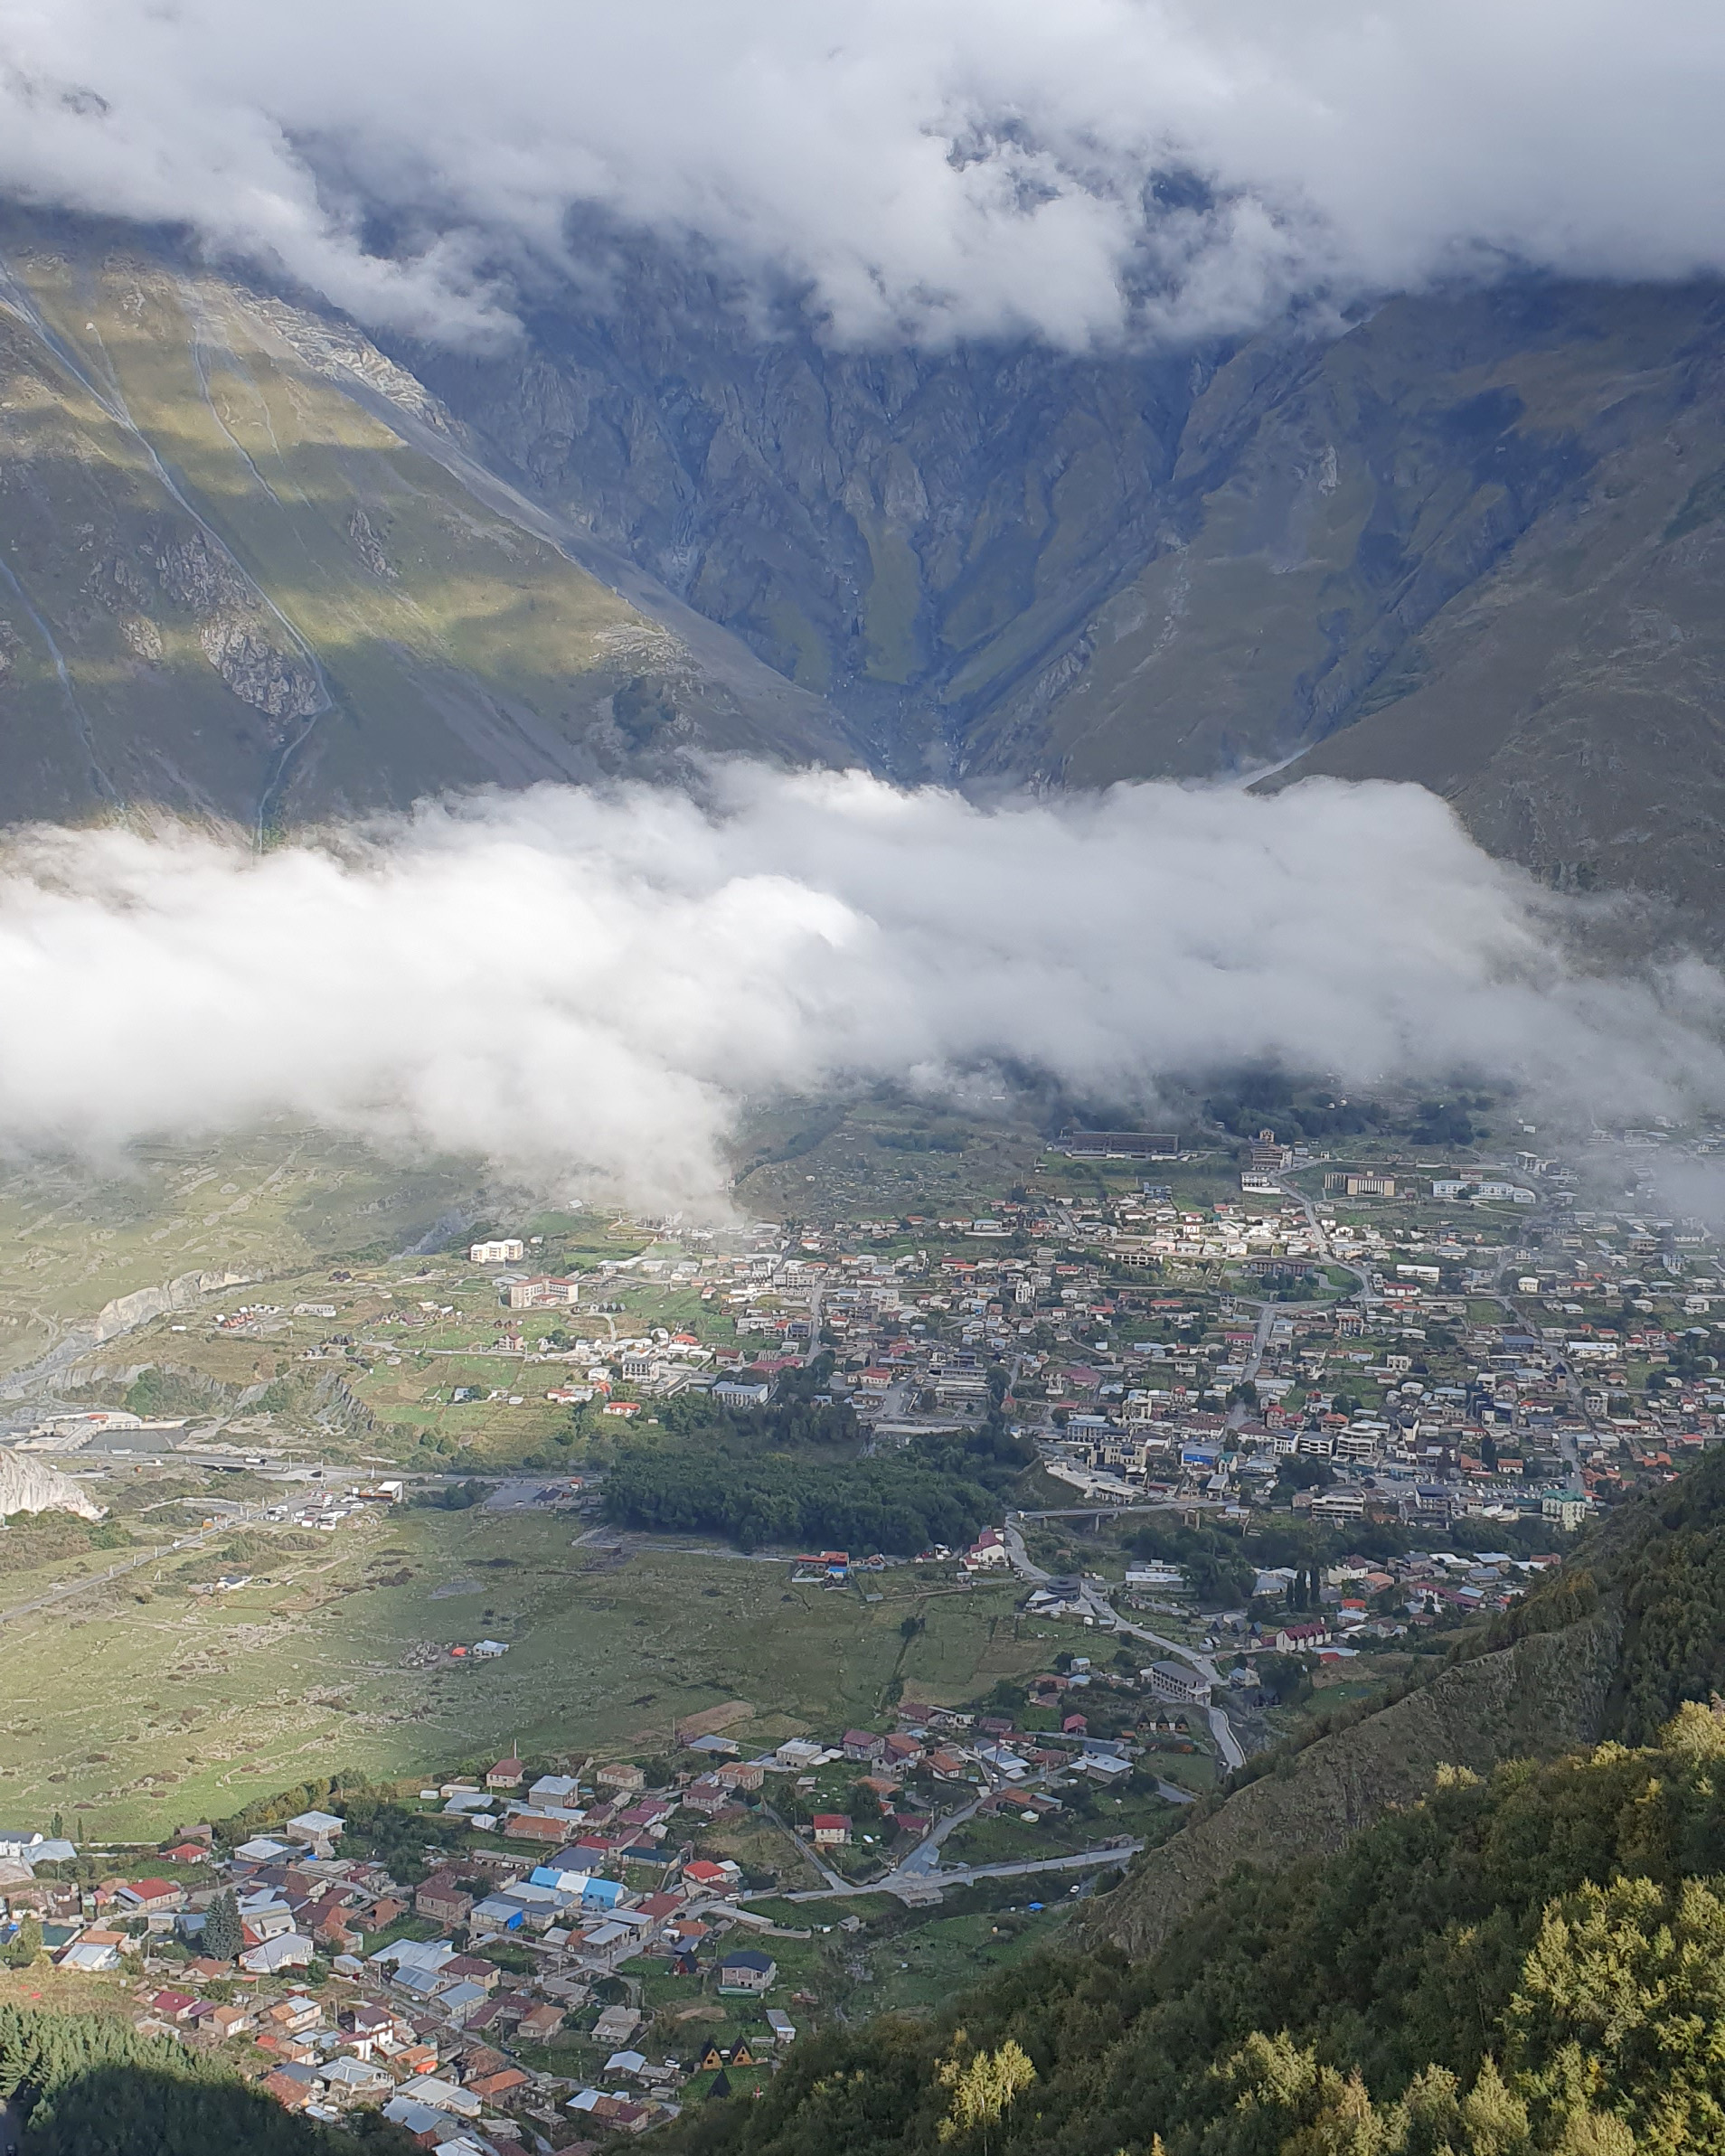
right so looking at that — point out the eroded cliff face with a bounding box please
[404,255,1208,774]
[0,1451,103,1520]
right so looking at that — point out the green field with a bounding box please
[862,1902,1072,2017]
[0,1136,730,1465]
[0,1500,1047,1839]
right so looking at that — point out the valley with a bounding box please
[5,6,1725,2151]
[412,268,1725,921]
[0,1094,1720,2149]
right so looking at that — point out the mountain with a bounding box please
[1079,1591,1621,1963]
[1087,1446,1725,1961]
[409,264,1725,918]
[8,204,1725,922]
[0,211,850,833]
[664,1708,1725,2156]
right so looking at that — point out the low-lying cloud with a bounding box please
[2,2,1725,345]
[0,767,1718,1212]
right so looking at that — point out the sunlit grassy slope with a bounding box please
[0,1131,482,1381]
[0,212,845,828]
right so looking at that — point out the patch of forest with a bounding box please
[0,2001,410,2154]
[601,1389,1035,1553]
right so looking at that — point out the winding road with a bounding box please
[771,1839,1142,1903]
[1002,1515,1248,1771]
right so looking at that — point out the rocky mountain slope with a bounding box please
[7,205,1725,920]
[1083,1604,1622,1961]
[1085,1444,1725,1962]
[0,212,849,831]
[411,264,1725,917]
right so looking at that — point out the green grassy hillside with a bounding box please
[0,212,846,831]
[0,1129,482,1384]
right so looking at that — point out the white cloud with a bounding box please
[0,767,1715,1212]
[1,1,1723,345]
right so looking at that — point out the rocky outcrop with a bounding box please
[119,614,163,663]
[346,505,395,579]
[141,530,323,723]
[90,1268,255,1348]
[152,530,251,615]
[1083,1605,1623,1962]
[196,617,321,721]
[0,1450,103,1520]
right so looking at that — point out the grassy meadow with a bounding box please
[0,1499,1048,1841]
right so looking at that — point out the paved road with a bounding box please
[1278,1174,1378,1309]
[1001,1517,1051,1585]
[760,1803,848,1892]
[1237,1297,1277,1395]
[1099,1608,1248,1772]
[771,1841,1141,1902]
[1003,1511,1248,1772]
[859,1376,913,1453]
[892,1786,994,1879]
[1013,1502,1226,1521]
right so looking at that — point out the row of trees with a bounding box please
[605,1407,1034,1556]
[657,1387,862,1450]
[602,1447,995,1555]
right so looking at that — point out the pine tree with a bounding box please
[937,2035,1037,2151]
[2,1914,42,1968]
[203,1888,241,1963]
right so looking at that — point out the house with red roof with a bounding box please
[117,1878,184,1914]
[681,1859,739,1893]
[260,2068,312,2111]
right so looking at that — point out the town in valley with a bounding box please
[0,1095,1718,2152]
